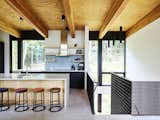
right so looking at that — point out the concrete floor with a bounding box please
[0,89,160,120]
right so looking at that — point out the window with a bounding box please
[12,41,18,71]
[102,41,124,72]
[102,40,125,85]
[88,41,98,82]
[22,40,45,71]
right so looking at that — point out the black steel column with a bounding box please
[120,26,126,77]
[9,39,12,73]
[18,40,22,69]
[0,42,4,73]
[98,40,102,112]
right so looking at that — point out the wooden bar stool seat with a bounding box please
[32,88,44,93]
[16,88,27,93]
[0,88,8,93]
[50,88,61,93]
[0,88,9,112]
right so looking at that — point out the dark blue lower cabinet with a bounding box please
[70,72,84,89]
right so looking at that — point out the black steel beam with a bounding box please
[89,31,126,40]
[10,30,44,40]
[98,40,102,112]
[17,40,22,69]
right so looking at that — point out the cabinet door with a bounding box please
[70,72,84,89]
[0,42,4,73]
[45,30,61,48]
[45,48,60,55]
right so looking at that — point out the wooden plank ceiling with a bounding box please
[0,0,160,38]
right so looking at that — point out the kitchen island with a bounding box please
[21,70,85,89]
[0,73,69,108]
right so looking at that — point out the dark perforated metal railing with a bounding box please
[111,73,132,114]
[87,73,95,114]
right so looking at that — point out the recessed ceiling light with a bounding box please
[19,17,23,21]
[61,15,65,21]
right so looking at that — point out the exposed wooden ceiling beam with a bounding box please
[5,0,48,38]
[126,5,160,37]
[62,0,75,38]
[99,0,129,39]
[0,21,20,38]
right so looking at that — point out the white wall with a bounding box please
[126,18,160,81]
[84,26,89,89]
[0,31,10,74]
[45,30,61,48]
[67,30,85,49]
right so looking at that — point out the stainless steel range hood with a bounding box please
[59,30,68,56]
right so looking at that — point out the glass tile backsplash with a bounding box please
[45,55,84,71]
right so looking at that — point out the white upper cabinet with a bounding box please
[44,30,85,55]
[45,30,61,55]
[45,30,61,48]
[67,31,84,49]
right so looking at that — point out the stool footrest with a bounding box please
[0,106,10,112]
[49,105,63,112]
[15,105,29,112]
[32,105,46,112]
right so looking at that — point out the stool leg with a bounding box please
[33,93,35,108]
[43,91,45,105]
[35,93,37,107]
[41,92,42,106]
[51,92,53,105]
[8,91,9,108]
[15,93,17,109]
[58,93,60,105]
[0,93,3,111]
[26,92,28,108]
[50,91,51,107]
[19,93,20,106]
[33,92,35,109]
[49,92,53,112]
[2,93,3,110]
[23,92,24,111]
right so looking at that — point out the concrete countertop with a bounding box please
[14,70,85,73]
[0,73,70,81]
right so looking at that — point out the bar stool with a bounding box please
[15,88,29,112]
[32,88,45,112]
[0,88,9,112]
[49,88,63,112]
